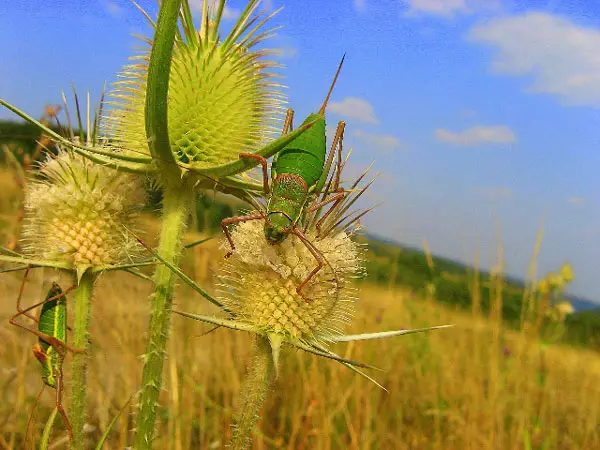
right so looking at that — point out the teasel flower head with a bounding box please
[102,0,286,170]
[165,157,452,388]
[218,219,362,345]
[22,149,145,272]
[8,89,147,277]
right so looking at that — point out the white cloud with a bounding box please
[402,0,499,17]
[274,46,298,59]
[329,97,379,124]
[354,130,402,153]
[403,0,468,17]
[354,0,367,12]
[222,6,241,20]
[434,125,516,146]
[476,187,514,200]
[568,197,585,206]
[105,2,123,17]
[469,12,600,107]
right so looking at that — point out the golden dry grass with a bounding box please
[1,167,599,449]
[1,241,600,449]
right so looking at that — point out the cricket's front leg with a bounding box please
[238,153,270,195]
[15,266,39,323]
[292,227,326,303]
[10,285,84,355]
[220,213,265,258]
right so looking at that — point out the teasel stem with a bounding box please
[132,0,187,447]
[134,183,193,449]
[70,270,97,450]
[230,335,275,450]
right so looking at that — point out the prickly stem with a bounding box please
[230,335,274,450]
[133,183,193,449]
[70,270,96,450]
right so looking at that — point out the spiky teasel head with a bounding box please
[22,149,145,272]
[102,0,285,168]
[216,162,375,350]
[218,221,362,345]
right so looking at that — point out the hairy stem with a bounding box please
[230,336,274,450]
[133,184,192,449]
[70,270,96,450]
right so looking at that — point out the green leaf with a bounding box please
[331,324,454,342]
[40,408,59,450]
[94,393,136,450]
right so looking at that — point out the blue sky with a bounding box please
[1,0,599,301]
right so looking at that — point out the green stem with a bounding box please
[230,336,274,450]
[133,184,192,449]
[40,408,58,450]
[70,270,96,450]
[145,0,181,181]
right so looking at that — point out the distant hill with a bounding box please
[567,296,600,312]
[364,232,599,311]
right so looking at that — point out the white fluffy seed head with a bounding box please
[218,220,363,344]
[22,151,145,269]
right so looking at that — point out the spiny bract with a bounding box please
[102,0,285,168]
[218,220,362,344]
[22,150,145,269]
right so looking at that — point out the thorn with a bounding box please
[267,333,284,379]
[76,264,91,284]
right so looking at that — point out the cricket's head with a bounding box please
[264,212,292,244]
[47,282,63,301]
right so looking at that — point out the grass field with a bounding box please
[1,218,600,449]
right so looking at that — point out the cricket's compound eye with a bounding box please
[264,226,286,244]
[264,213,292,244]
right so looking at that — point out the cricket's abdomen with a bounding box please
[38,283,67,353]
[33,346,57,388]
[276,113,326,187]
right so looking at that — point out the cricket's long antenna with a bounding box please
[318,53,346,116]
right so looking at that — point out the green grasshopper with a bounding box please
[9,267,81,442]
[221,55,350,301]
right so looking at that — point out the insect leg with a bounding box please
[314,120,345,195]
[306,191,346,213]
[282,108,294,135]
[16,265,38,323]
[273,109,295,180]
[330,121,346,192]
[25,384,46,448]
[291,227,326,303]
[309,191,348,237]
[55,366,74,440]
[238,153,270,195]
[10,285,84,355]
[220,212,265,257]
